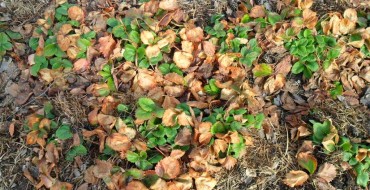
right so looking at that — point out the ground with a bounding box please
[0,0,369,190]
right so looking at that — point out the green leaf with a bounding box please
[55,125,73,140]
[138,160,153,170]
[135,107,153,120]
[211,121,226,134]
[253,64,273,77]
[126,169,145,179]
[231,140,245,158]
[44,101,54,119]
[29,38,39,51]
[298,154,317,175]
[44,44,58,57]
[159,63,171,75]
[5,31,22,40]
[329,81,343,99]
[138,98,156,112]
[117,104,129,112]
[306,61,319,72]
[204,79,221,95]
[339,137,352,152]
[129,31,140,43]
[342,152,353,162]
[81,31,96,40]
[312,120,331,143]
[30,62,42,76]
[107,18,119,27]
[0,32,12,52]
[357,172,369,188]
[123,44,136,62]
[148,154,163,164]
[241,14,251,23]
[66,145,87,161]
[77,38,91,52]
[267,12,282,25]
[112,25,128,39]
[126,151,140,162]
[254,113,265,129]
[292,62,305,74]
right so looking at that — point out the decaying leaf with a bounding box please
[155,157,181,179]
[316,163,337,183]
[283,170,309,187]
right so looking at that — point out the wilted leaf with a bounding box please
[155,157,181,179]
[249,5,266,18]
[99,35,116,58]
[73,58,90,73]
[106,133,131,152]
[173,51,193,69]
[186,27,204,42]
[162,108,179,126]
[195,175,217,190]
[316,163,337,183]
[175,127,192,146]
[159,0,179,11]
[141,30,155,45]
[68,6,84,21]
[297,152,318,174]
[283,170,309,187]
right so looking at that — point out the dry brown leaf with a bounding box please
[93,160,113,178]
[316,163,337,183]
[177,112,194,126]
[195,175,217,190]
[221,156,237,170]
[186,27,204,42]
[146,44,161,59]
[106,133,131,152]
[73,58,90,73]
[173,51,193,69]
[99,35,116,58]
[155,157,181,179]
[126,181,149,190]
[170,149,185,159]
[298,0,313,9]
[249,5,266,18]
[274,55,292,76]
[97,114,116,129]
[159,0,179,11]
[356,148,368,162]
[68,6,84,21]
[303,9,318,29]
[283,170,309,187]
[162,108,179,126]
[140,30,155,45]
[175,127,192,146]
[203,41,216,56]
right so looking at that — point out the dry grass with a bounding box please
[52,92,88,127]
[3,0,49,24]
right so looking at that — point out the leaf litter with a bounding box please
[0,0,369,189]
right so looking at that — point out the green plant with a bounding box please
[204,79,221,96]
[99,64,116,91]
[139,123,180,148]
[55,125,73,140]
[66,144,88,161]
[0,30,21,59]
[135,98,164,120]
[239,38,262,67]
[126,150,163,170]
[329,81,343,99]
[285,29,340,78]
[339,137,370,188]
[158,63,183,76]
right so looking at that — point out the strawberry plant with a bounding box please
[285,29,340,78]
[135,98,165,120]
[0,30,21,59]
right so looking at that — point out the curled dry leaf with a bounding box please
[202,41,216,56]
[303,9,318,29]
[126,181,149,190]
[97,114,116,129]
[186,27,204,42]
[298,0,313,9]
[159,0,179,11]
[195,175,217,190]
[162,108,179,126]
[68,6,84,21]
[140,30,155,45]
[105,133,131,152]
[283,170,309,187]
[155,157,181,179]
[249,5,266,18]
[173,51,193,69]
[220,156,237,170]
[145,45,161,59]
[93,160,113,178]
[88,108,99,125]
[177,112,194,126]
[73,58,90,73]
[316,163,337,183]
[175,127,192,146]
[99,35,116,58]
[170,149,185,159]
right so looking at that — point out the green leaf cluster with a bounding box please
[99,64,116,91]
[126,150,163,170]
[286,29,340,78]
[239,39,262,67]
[158,63,183,76]
[135,98,164,120]
[66,144,88,161]
[204,79,221,96]
[139,123,180,148]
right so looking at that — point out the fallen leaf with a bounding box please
[145,44,161,59]
[105,133,131,152]
[93,160,113,178]
[316,163,337,183]
[186,27,204,42]
[297,152,318,174]
[303,9,318,29]
[126,181,148,190]
[159,0,179,11]
[298,0,313,9]
[68,6,84,21]
[203,41,215,56]
[173,51,193,69]
[170,149,185,159]
[162,108,179,126]
[195,175,217,190]
[155,157,181,179]
[249,5,266,18]
[283,170,309,187]
[175,127,192,146]
[99,35,116,58]
[140,30,155,45]
[73,58,90,73]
